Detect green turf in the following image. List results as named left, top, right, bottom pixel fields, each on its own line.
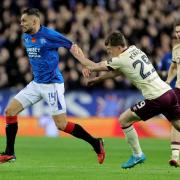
left=0, top=137, right=179, bottom=180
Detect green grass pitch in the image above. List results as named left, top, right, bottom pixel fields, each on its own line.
left=0, top=137, right=179, bottom=180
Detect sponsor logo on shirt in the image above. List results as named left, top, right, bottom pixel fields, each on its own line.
left=27, top=47, right=41, bottom=58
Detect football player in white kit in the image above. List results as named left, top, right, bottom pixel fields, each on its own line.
left=166, top=20, right=180, bottom=167
left=81, top=31, right=180, bottom=168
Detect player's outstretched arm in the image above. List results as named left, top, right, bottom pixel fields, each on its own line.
left=87, top=71, right=121, bottom=86
left=166, top=62, right=177, bottom=84
left=70, top=44, right=109, bottom=71
left=86, top=61, right=109, bottom=72
left=70, top=44, right=96, bottom=66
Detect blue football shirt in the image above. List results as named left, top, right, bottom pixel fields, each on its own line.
left=23, top=26, right=73, bottom=83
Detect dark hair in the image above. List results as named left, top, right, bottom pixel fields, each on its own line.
left=22, top=8, right=40, bottom=18
left=105, top=31, right=127, bottom=47
left=174, top=18, right=180, bottom=27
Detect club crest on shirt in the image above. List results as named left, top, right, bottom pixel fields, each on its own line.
left=107, top=59, right=112, bottom=64
left=40, top=38, right=47, bottom=44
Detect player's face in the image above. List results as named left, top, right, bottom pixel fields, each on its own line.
left=172, top=31, right=180, bottom=45
left=20, top=14, right=35, bottom=34
left=106, top=45, right=122, bottom=57
left=175, top=25, right=180, bottom=40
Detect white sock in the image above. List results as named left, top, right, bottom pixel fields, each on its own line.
left=172, top=150, right=179, bottom=161
left=123, top=125, right=143, bottom=157
left=171, top=143, right=180, bottom=160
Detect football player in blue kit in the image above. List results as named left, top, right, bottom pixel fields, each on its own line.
left=0, top=8, right=105, bottom=164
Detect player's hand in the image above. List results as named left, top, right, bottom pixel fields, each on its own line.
left=87, top=77, right=99, bottom=86
left=82, top=67, right=91, bottom=78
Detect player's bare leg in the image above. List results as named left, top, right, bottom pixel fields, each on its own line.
left=119, top=108, right=146, bottom=169
left=52, top=113, right=105, bottom=164
left=0, top=99, right=23, bottom=163
left=169, top=126, right=180, bottom=167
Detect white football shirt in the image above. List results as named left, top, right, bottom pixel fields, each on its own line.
left=172, top=43, right=180, bottom=89
left=105, top=45, right=171, bottom=99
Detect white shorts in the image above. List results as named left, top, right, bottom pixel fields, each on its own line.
left=14, top=81, right=66, bottom=115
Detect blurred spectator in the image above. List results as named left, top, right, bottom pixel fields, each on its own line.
left=38, top=115, right=59, bottom=137
left=0, top=66, right=8, bottom=88
left=0, top=0, right=180, bottom=90
left=97, top=94, right=123, bottom=116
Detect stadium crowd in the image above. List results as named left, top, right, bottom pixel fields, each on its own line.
left=0, top=0, right=180, bottom=90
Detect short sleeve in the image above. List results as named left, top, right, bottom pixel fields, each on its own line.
left=105, top=57, right=122, bottom=70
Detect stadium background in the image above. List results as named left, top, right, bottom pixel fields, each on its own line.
left=0, top=0, right=180, bottom=138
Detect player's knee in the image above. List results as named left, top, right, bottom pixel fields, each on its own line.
left=119, top=115, right=128, bottom=127
left=174, top=126, right=180, bottom=132
left=5, top=107, right=16, bottom=116
left=172, top=121, right=180, bottom=132
left=175, top=125, right=180, bottom=132
left=53, top=114, right=67, bottom=131
left=118, top=114, right=134, bottom=128
left=54, top=119, right=67, bottom=130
